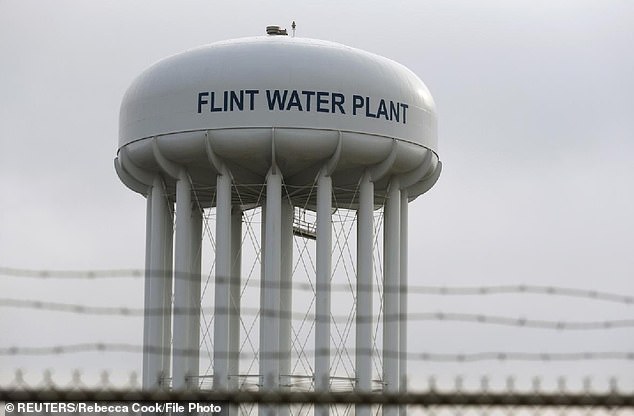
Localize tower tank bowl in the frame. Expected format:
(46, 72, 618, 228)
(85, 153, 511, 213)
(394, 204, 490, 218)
(117, 36, 439, 207)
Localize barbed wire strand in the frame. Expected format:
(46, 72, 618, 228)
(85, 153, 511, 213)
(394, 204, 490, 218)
(1, 299, 633, 331)
(2, 267, 632, 305)
(1, 343, 632, 362)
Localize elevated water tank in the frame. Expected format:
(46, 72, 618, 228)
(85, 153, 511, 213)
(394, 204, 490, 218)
(118, 35, 439, 206)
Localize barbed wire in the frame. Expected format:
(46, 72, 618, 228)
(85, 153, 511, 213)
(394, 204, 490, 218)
(2, 298, 633, 330)
(2, 267, 633, 305)
(405, 312, 634, 330)
(0, 267, 144, 279)
(0, 388, 633, 407)
(1, 343, 632, 362)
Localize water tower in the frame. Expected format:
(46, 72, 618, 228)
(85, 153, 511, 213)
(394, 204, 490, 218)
(115, 26, 440, 416)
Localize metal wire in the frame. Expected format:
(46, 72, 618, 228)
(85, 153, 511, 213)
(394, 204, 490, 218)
(1, 343, 632, 362)
(2, 299, 633, 330)
(3, 267, 632, 305)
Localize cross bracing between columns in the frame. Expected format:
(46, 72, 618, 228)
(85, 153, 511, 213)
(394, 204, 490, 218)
(330, 188, 361, 385)
(372, 205, 386, 380)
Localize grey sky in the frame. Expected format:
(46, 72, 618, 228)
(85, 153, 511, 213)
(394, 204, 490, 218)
(1, 0, 633, 390)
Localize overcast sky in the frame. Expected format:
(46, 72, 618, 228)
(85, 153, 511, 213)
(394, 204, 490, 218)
(1, 0, 633, 391)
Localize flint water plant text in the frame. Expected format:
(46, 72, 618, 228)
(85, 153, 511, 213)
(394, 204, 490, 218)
(197, 89, 409, 124)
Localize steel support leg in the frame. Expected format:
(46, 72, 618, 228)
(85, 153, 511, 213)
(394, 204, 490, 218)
(315, 172, 332, 416)
(399, 190, 408, 416)
(280, 199, 294, 416)
(356, 173, 374, 416)
(214, 172, 232, 390)
(260, 167, 282, 416)
(383, 180, 400, 416)
(228, 206, 242, 415)
(143, 177, 173, 389)
(173, 172, 195, 390)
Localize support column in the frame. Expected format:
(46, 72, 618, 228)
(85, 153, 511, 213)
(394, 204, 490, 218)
(189, 204, 202, 389)
(173, 171, 195, 390)
(399, 190, 408, 416)
(228, 207, 243, 391)
(260, 166, 282, 392)
(280, 200, 294, 383)
(383, 179, 400, 416)
(214, 172, 232, 390)
(228, 206, 242, 416)
(356, 173, 373, 416)
(315, 172, 332, 416)
(279, 199, 294, 416)
(162, 193, 174, 389)
(142, 187, 153, 389)
(143, 177, 173, 389)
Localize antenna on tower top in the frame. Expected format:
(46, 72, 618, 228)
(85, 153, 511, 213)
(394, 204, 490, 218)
(292, 20, 296, 37)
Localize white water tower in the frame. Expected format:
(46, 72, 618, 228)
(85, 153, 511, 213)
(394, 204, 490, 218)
(115, 26, 440, 416)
